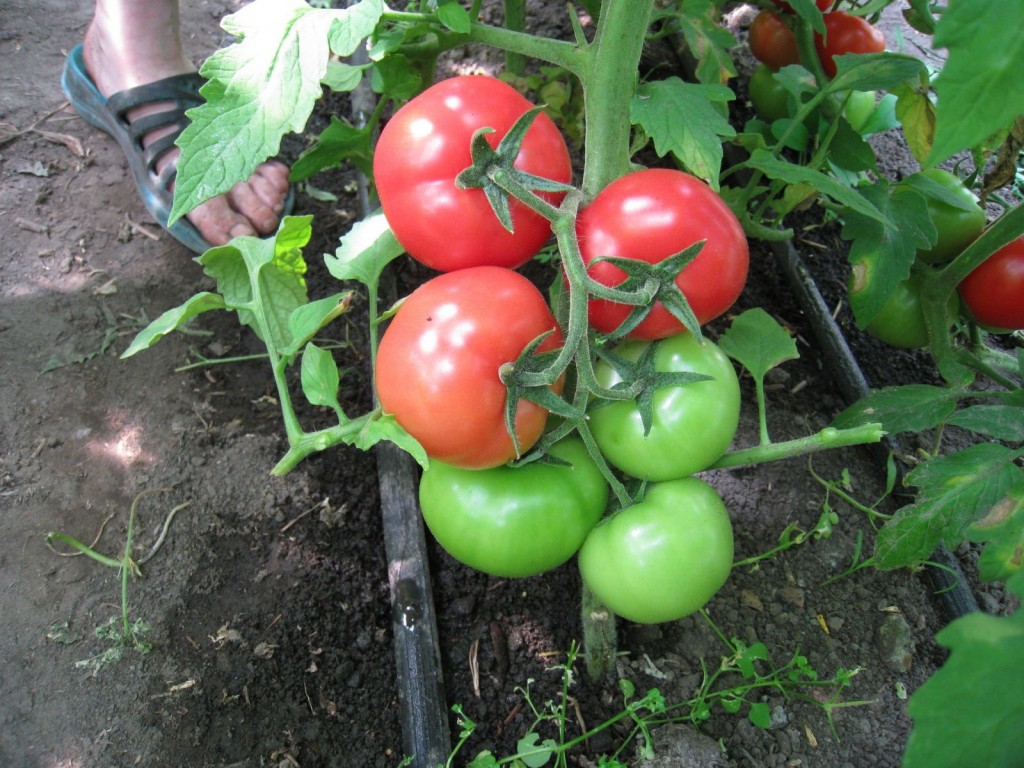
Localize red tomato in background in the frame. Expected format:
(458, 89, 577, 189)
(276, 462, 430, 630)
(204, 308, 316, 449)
(575, 169, 749, 339)
(814, 11, 885, 78)
(749, 10, 800, 71)
(374, 76, 572, 272)
(375, 267, 564, 469)
(958, 236, 1024, 331)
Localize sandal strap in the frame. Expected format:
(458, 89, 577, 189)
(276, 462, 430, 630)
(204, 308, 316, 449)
(105, 72, 204, 187)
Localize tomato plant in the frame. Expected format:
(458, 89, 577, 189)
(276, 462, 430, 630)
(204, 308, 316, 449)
(814, 11, 886, 78)
(851, 271, 932, 349)
(749, 10, 801, 71)
(904, 169, 986, 265)
(749, 63, 791, 123)
(576, 169, 749, 339)
(418, 437, 608, 578)
(578, 477, 734, 624)
(588, 333, 741, 481)
(373, 75, 572, 272)
(958, 236, 1024, 331)
(375, 266, 564, 469)
(773, 0, 832, 12)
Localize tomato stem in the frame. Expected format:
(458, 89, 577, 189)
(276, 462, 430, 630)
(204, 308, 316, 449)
(709, 422, 884, 471)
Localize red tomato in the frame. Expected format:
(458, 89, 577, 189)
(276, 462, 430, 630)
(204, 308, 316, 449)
(374, 76, 572, 272)
(575, 169, 749, 339)
(958, 236, 1024, 331)
(749, 10, 800, 71)
(814, 11, 886, 78)
(375, 266, 564, 469)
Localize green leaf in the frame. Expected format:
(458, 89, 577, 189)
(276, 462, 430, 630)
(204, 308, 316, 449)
(300, 342, 343, 413)
(893, 83, 936, 165)
(436, 1, 471, 34)
(747, 701, 772, 729)
(516, 732, 556, 768)
(170, 0, 383, 223)
(826, 119, 877, 174)
(948, 405, 1024, 443)
(671, 0, 739, 85)
(718, 308, 799, 382)
(198, 215, 313, 351)
(121, 292, 226, 358)
(928, 0, 1024, 165)
(631, 78, 736, 188)
(745, 150, 887, 224)
(354, 413, 429, 470)
(291, 115, 373, 181)
(875, 444, 1024, 569)
(841, 181, 935, 327)
(322, 60, 367, 92)
(966, 484, 1024, 582)
(825, 53, 926, 95)
(903, 592, 1024, 768)
(830, 384, 960, 435)
(284, 292, 353, 359)
(324, 210, 406, 288)
(370, 53, 424, 100)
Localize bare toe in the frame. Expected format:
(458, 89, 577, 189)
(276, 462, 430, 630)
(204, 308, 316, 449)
(227, 181, 280, 235)
(188, 195, 255, 247)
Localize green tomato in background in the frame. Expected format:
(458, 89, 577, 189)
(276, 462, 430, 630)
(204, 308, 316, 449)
(841, 89, 876, 132)
(749, 63, 791, 123)
(904, 168, 986, 265)
(418, 436, 608, 578)
(848, 268, 955, 349)
(578, 477, 734, 624)
(589, 333, 741, 481)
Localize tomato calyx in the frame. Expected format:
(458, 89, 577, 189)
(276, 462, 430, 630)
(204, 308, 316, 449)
(592, 241, 707, 340)
(455, 106, 575, 232)
(592, 341, 713, 436)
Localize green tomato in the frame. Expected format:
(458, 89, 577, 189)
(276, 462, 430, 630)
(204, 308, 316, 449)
(905, 168, 986, 265)
(841, 89, 876, 132)
(748, 64, 790, 123)
(589, 333, 741, 481)
(578, 477, 734, 624)
(857, 272, 930, 349)
(418, 437, 608, 578)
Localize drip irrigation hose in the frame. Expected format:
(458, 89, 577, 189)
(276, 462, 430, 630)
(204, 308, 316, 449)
(768, 239, 980, 620)
(346, 26, 452, 765)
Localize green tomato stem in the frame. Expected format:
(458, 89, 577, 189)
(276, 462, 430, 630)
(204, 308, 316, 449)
(709, 423, 884, 471)
(581, 581, 618, 680)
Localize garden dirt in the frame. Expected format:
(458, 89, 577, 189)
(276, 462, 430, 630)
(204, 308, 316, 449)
(0, 2, 1012, 768)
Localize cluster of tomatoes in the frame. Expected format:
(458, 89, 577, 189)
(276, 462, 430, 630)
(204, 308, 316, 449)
(848, 168, 1024, 348)
(372, 75, 750, 623)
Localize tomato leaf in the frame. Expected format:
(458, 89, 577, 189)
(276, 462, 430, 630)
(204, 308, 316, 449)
(170, 0, 383, 224)
(198, 215, 313, 352)
(875, 445, 1024, 569)
(630, 77, 736, 188)
(670, 0, 739, 85)
(840, 180, 935, 327)
(300, 342, 344, 416)
(121, 292, 227, 359)
(718, 308, 799, 383)
(292, 116, 373, 181)
(902, 573, 1024, 768)
(831, 384, 960, 435)
(370, 53, 424, 100)
(966, 485, 1024, 582)
(825, 53, 926, 96)
(744, 150, 888, 224)
(928, 0, 1024, 165)
(354, 412, 429, 469)
(325, 210, 406, 289)
(436, 0, 472, 34)
(948, 405, 1024, 443)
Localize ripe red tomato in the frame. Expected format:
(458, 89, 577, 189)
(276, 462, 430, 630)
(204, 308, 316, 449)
(575, 169, 749, 339)
(749, 10, 800, 71)
(958, 236, 1024, 331)
(375, 267, 564, 469)
(814, 11, 885, 78)
(374, 76, 572, 272)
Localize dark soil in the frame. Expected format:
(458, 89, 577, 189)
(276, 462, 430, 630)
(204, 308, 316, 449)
(0, 2, 1011, 768)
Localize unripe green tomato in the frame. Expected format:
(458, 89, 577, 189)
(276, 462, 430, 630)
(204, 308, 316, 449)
(578, 477, 734, 624)
(841, 89, 876, 131)
(418, 436, 608, 578)
(589, 334, 741, 481)
(912, 169, 986, 265)
(860, 273, 930, 349)
(749, 64, 790, 123)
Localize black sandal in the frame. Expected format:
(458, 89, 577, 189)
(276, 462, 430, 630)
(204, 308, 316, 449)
(61, 45, 291, 254)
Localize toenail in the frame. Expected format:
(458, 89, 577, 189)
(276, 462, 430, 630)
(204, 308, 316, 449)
(229, 223, 256, 239)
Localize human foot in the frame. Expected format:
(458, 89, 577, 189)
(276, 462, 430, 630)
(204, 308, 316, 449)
(77, 23, 291, 249)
